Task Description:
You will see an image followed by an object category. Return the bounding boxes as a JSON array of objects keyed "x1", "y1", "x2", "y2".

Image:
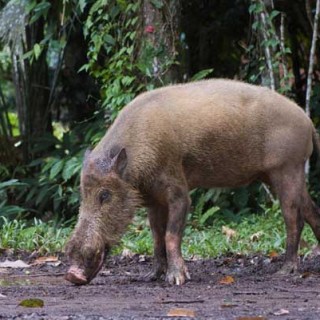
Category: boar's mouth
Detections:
[{"x1": 65, "y1": 249, "x2": 106, "y2": 285}]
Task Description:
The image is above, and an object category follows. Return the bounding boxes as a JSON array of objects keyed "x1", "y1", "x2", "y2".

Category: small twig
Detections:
[
  {"x1": 306, "y1": 0, "x2": 314, "y2": 29},
  {"x1": 233, "y1": 291, "x2": 266, "y2": 296},
  {"x1": 279, "y1": 13, "x2": 288, "y2": 81},
  {"x1": 158, "y1": 299, "x2": 205, "y2": 304},
  {"x1": 306, "y1": 0, "x2": 320, "y2": 119},
  {"x1": 262, "y1": 183, "x2": 275, "y2": 203},
  {"x1": 260, "y1": 9, "x2": 275, "y2": 90},
  {"x1": 5, "y1": 272, "x2": 65, "y2": 278},
  {"x1": 273, "y1": 285, "x2": 320, "y2": 294},
  {"x1": 305, "y1": 0, "x2": 320, "y2": 176}
]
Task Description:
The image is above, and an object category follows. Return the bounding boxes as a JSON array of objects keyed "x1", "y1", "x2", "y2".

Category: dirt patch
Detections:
[{"x1": 1, "y1": 254, "x2": 320, "y2": 319}]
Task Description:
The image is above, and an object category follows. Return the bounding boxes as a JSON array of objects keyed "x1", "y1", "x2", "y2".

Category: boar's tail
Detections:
[{"x1": 312, "y1": 126, "x2": 320, "y2": 166}]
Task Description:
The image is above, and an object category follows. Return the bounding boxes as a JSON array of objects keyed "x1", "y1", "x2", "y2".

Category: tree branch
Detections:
[
  {"x1": 306, "y1": 0, "x2": 320, "y2": 118},
  {"x1": 305, "y1": 0, "x2": 320, "y2": 175},
  {"x1": 260, "y1": 10, "x2": 275, "y2": 91}
]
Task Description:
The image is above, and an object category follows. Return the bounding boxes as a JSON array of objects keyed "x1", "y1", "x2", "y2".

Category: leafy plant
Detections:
[
  {"x1": 189, "y1": 183, "x2": 272, "y2": 230},
  {"x1": 17, "y1": 132, "x2": 87, "y2": 218},
  {"x1": 246, "y1": 0, "x2": 293, "y2": 94},
  {"x1": 82, "y1": 0, "x2": 142, "y2": 120},
  {"x1": 191, "y1": 68, "x2": 214, "y2": 81},
  {"x1": 0, "y1": 179, "x2": 27, "y2": 220},
  {"x1": 0, "y1": 216, "x2": 73, "y2": 253}
]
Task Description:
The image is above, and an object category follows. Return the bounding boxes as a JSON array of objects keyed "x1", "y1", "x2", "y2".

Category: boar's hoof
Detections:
[
  {"x1": 65, "y1": 266, "x2": 89, "y2": 285},
  {"x1": 142, "y1": 268, "x2": 166, "y2": 282},
  {"x1": 310, "y1": 244, "x2": 320, "y2": 257},
  {"x1": 165, "y1": 267, "x2": 191, "y2": 286},
  {"x1": 276, "y1": 262, "x2": 298, "y2": 276}
]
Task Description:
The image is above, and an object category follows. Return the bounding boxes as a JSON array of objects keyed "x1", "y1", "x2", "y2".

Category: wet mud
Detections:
[{"x1": 1, "y1": 253, "x2": 320, "y2": 319}]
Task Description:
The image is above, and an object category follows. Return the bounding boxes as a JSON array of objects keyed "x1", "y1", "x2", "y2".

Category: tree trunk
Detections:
[
  {"x1": 27, "y1": 18, "x2": 51, "y2": 138},
  {"x1": 140, "y1": 0, "x2": 182, "y2": 85},
  {"x1": 13, "y1": 16, "x2": 52, "y2": 163}
]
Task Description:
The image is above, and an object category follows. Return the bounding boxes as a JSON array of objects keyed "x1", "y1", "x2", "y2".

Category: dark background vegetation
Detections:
[{"x1": 0, "y1": 0, "x2": 320, "y2": 230}]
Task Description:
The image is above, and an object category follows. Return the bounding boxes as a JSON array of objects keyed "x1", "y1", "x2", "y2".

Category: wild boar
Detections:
[{"x1": 65, "y1": 79, "x2": 320, "y2": 286}]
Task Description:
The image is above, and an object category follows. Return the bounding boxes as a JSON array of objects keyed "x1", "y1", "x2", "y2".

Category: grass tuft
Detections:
[{"x1": 0, "y1": 205, "x2": 317, "y2": 258}]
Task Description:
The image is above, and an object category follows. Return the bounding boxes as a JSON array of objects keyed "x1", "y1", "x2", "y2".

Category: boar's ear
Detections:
[
  {"x1": 83, "y1": 148, "x2": 92, "y2": 168},
  {"x1": 112, "y1": 147, "x2": 127, "y2": 177}
]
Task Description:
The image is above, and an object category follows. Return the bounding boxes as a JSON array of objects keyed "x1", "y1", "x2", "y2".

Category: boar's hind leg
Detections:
[
  {"x1": 144, "y1": 204, "x2": 168, "y2": 281},
  {"x1": 267, "y1": 165, "x2": 305, "y2": 273},
  {"x1": 300, "y1": 186, "x2": 320, "y2": 249}
]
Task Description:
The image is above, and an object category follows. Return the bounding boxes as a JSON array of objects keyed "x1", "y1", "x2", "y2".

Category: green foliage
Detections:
[
  {"x1": 0, "y1": 179, "x2": 27, "y2": 219},
  {"x1": 190, "y1": 190, "x2": 220, "y2": 229},
  {"x1": 20, "y1": 153, "x2": 82, "y2": 216},
  {"x1": 0, "y1": 114, "x2": 105, "y2": 220},
  {"x1": 183, "y1": 206, "x2": 285, "y2": 258},
  {"x1": 0, "y1": 198, "x2": 317, "y2": 260},
  {"x1": 0, "y1": 45, "x2": 10, "y2": 71},
  {"x1": 0, "y1": 216, "x2": 74, "y2": 253},
  {"x1": 0, "y1": 0, "x2": 319, "y2": 258},
  {"x1": 18, "y1": 118, "x2": 105, "y2": 218},
  {"x1": 246, "y1": 0, "x2": 294, "y2": 94},
  {"x1": 191, "y1": 69, "x2": 214, "y2": 81},
  {"x1": 189, "y1": 183, "x2": 271, "y2": 230},
  {"x1": 83, "y1": 0, "x2": 142, "y2": 119},
  {"x1": 116, "y1": 201, "x2": 316, "y2": 258}
]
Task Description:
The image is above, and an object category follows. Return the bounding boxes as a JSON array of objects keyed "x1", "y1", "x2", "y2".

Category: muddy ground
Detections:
[{"x1": 1, "y1": 253, "x2": 320, "y2": 319}]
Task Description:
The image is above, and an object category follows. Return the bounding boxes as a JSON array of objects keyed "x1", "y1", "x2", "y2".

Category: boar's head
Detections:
[{"x1": 65, "y1": 146, "x2": 140, "y2": 285}]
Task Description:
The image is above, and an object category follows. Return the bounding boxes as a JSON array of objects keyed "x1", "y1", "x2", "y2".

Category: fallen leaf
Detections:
[
  {"x1": 167, "y1": 308, "x2": 195, "y2": 317},
  {"x1": 31, "y1": 256, "x2": 58, "y2": 265},
  {"x1": 121, "y1": 248, "x2": 134, "y2": 258},
  {"x1": 301, "y1": 271, "x2": 312, "y2": 279},
  {"x1": 0, "y1": 260, "x2": 30, "y2": 268},
  {"x1": 250, "y1": 231, "x2": 263, "y2": 242},
  {"x1": 219, "y1": 275, "x2": 235, "y2": 285},
  {"x1": 49, "y1": 261, "x2": 61, "y2": 267},
  {"x1": 19, "y1": 298, "x2": 44, "y2": 308},
  {"x1": 221, "y1": 303, "x2": 237, "y2": 308},
  {"x1": 0, "y1": 268, "x2": 10, "y2": 274},
  {"x1": 222, "y1": 257, "x2": 233, "y2": 265},
  {"x1": 269, "y1": 251, "x2": 279, "y2": 259},
  {"x1": 222, "y1": 226, "x2": 237, "y2": 240},
  {"x1": 274, "y1": 308, "x2": 289, "y2": 316}
]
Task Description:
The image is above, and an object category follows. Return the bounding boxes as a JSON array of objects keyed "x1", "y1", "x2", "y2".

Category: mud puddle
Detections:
[{"x1": 1, "y1": 254, "x2": 320, "y2": 319}]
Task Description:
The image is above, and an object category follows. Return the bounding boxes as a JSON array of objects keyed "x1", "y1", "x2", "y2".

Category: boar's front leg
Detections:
[
  {"x1": 146, "y1": 191, "x2": 190, "y2": 285},
  {"x1": 164, "y1": 182, "x2": 191, "y2": 285},
  {"x1": 148, "y1": 173, "x2": 191, "y2": 285},
  {"x1": 144, "y1": 204, "x2": 168, "y2": 281}
]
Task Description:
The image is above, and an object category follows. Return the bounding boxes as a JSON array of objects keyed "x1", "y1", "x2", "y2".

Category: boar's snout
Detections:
[
  {"x1": 65, "y1": 265, "x2": 89, "y2": 285},
  {"x1": 65, "y1": 244, "x2": 109, "y2": 285}
]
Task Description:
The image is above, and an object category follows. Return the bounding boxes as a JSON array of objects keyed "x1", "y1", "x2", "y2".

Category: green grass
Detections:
[
  {"x1": 0, "y1": 217, "x2": 73, "y2": 254},
  {"x1": 0, "y1": 205, "x2": 317, "y2": 258},
  {"x1": 116, "y1": 203, "x2": 317, "y2": 258}
]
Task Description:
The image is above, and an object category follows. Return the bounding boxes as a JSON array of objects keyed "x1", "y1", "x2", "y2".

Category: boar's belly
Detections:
[{"x1": 182, "y1": 153, "x2": 261, "y2": 189}]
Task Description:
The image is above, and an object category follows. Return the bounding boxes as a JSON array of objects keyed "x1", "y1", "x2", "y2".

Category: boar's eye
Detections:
[{"x1": 99, "y1": 190, "x2": 111, "y2": 205}]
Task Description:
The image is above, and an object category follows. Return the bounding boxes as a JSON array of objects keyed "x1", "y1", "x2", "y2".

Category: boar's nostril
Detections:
[{"x1": 84, "y1": 253, "x2": 95, "y2": 269}]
